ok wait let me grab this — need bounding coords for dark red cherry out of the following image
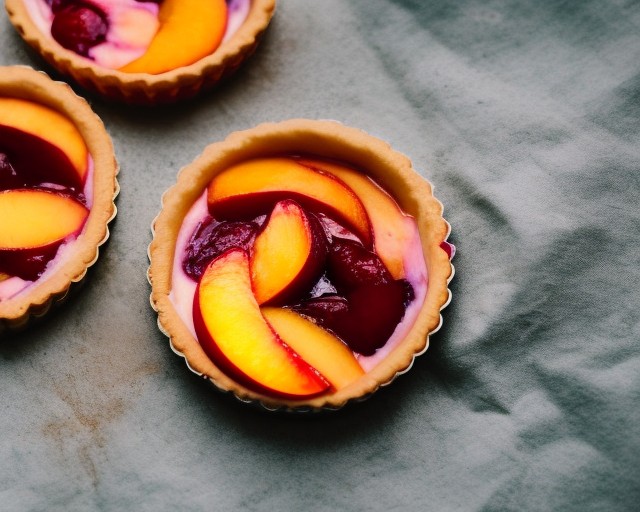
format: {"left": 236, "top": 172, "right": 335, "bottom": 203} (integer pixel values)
{"left": 51, "top": 4, "right": 108, "bottom": 57}
{"left": 327, "top": 237, "right": 392, "bottom": 293}
{"left": 293, "top": 280, "right": 413, "bottom": 356}
{"left": 183, "top": 218, "right": 259, "bottom": 281}
{"left": 337, "top": 281, "right": 410, "bottom": 355}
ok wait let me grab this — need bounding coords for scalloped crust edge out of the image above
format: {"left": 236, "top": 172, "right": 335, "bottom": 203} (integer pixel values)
{"left": 0, "top": 66, "right": 119, "bottom": 334}
{"left": 5, "top": 0, "right": 276, "bottom": 105}
{"left": 148, "top": 119, "right": 454, "bottom": 412}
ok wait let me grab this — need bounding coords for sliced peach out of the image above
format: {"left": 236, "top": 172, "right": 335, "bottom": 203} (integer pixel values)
{"left": 298, "top": 158, "right": 416, "bottom": 279}
{"left": 262, "top": 307, "right": 365, "bottom": 391}
{"left": 0, "top": 189, "right": 89, "bottom": 280}
{"left": 251, "top": 200, "right": 327, "bottom": 305}
{"left": 0, "top": 98, "right": 88, "bottom": 183}
{"left": 0, "top": 190, "right": 88, "bottom": 250}
{"left": 119, "top": 0, "right": 227, "bottom": 74}
{"left": 193, "top": 248, "right": 329, "bottom": 398}
{"left": 207, "top": 157, "right": 373, "bottom": 247}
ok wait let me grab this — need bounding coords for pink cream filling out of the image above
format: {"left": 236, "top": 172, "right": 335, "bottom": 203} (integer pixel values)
{"left": 169, "top": 192, "right": 429, "bottom": 373}
{"left": 26, "top": 0, "right": 251, "bottom": 69}
{"left": 0, "top": 156, "right": 94, "bottom": 302}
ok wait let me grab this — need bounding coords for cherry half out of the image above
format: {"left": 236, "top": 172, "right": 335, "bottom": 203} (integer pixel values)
{"left": 327, "top": 236, "right": 393, "bottom": 292}
{"left": 183, "top": 217, "right": 259, "bottom": 281}
{"left": 292, "top": 280, "right": 412, "bottom": 356}
{"left": 51, "top": 3, "right": 108, "bottom": 57}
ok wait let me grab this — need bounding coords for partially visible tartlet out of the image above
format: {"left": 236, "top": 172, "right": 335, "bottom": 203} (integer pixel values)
{"left": 5, "top": 0, "right": 276, "bottom": 104}
{"left": 0, "top": 66, "right": 118, "bottom": 332}
{"left": 149, "top": 120, "right": 454, "bottom": 411}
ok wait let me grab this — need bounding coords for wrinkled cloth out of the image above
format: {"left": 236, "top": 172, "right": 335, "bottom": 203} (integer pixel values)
{"left": 1, "top": 1, "right": 639, "bottom": 510}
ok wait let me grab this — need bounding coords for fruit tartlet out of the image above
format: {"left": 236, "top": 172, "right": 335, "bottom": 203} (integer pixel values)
{"left": 6, "top": 0, "right": 276, "bottom": 104}
{"left": 0, "top": 66, "right": 118, "bottom": 332}
{"left": 149, "top": 120, "right": 454, "bottom": 411}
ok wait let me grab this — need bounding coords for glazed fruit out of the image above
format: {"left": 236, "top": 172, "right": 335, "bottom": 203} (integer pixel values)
{"left": 183, "top": 218, "right": 258, "bottom": 281}
{"left": 0, "top": 189, "right": 88, "bottom": 280}
{"left": 0, "top": 125, "right": 83, "bottom": 191}
{"left": 207, "top": 157, "right": 373, "bottom": 247}
{"left": 174, "top": 154, "right": 426, "bottom": 399}
{"left": 119, "top": 0, "right": 228, "bottom": 74}
{"left": 327, "top": 237, "right": 393, "bottom": 292}
{"left": 292, "top": 281, "right": 412, "bottom": 356}
{"left": 298, "top": 158, "right": 416, "bottom": 279}
{"left": 0, "top": 97, "right": 88, "bottom": 182}
{"left": 50, "top": 3, "right": 108, "bottom": 57}
{"left": 261, "top": 307, "right": 365, "bottom": 390}
{"left": 41, "top": 0, "right": 162, "bottom": 68}
{"left": 250, "top": 200, "right": 327, "bottom": 306}
{"left": 30, "top": 0, "right": 236, "bottom": 73}
{"left": 193, "top": 248, "right": 330, "bottom": 399}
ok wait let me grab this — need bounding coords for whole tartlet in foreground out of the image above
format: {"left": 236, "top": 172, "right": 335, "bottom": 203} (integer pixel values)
{"left": 149, "top": 120, "right": 453, "bottom": 411}
{"left": 0, "top": 66, "right": 118, "bottom": 332}
{"left": 6, "top": 0, "right": 276, "bottom": 104}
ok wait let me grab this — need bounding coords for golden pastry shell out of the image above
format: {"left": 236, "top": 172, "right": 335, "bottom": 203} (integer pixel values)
{"left": 5, "top": 0, "right": 276, "bottom": 105}
{"left": 148, "top": 119, "right": 454, "bottom": 411}
{"left": 0, "top": 66, "right": 118, "bottom": 332}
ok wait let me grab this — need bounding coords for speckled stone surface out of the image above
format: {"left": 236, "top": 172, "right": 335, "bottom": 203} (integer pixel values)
{"left": 2, "top": 1, "right": 640, "bottom": 511}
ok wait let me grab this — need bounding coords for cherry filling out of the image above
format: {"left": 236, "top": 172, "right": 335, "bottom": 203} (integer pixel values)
{"left": 293, "top": 280, "right": 413, "bottom": 356}
{"left": 50, "top": 2, "right": 109, "bottom": 56}
{"left": 183, "top": 218, "right": 259, "bottom": 281}
{"left": 0, "top": 125, "right": 84, "bottom": 193}
{"left": 184, "top": 204, "right": 414, "bottom": 357}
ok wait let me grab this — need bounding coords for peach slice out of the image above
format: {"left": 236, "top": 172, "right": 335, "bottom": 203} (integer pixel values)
{"left": 207, "top": 157, "right": 373, "bottom": 247}
{"left": 0, "top": 189, "right": 89, "bottom": 280}
{"left": 262, "top": 307, "right": 365, "bottom": 391}
{"left": 0, "top": 98, "right": 88, "bottom": 182}
{"left": 0, "top": 190, "right": 89, "bottom": 249}
{"left": 193, "top": 248, "right": 330, "bottom": 398}
{"left": 251, "top": 200, "right": 327, "bottom": 305}
{"left": 119, "top": 0, "right": 228, "bottom": 74}
{"left": 298, "top": 158, "right": 416, "bottom": 279}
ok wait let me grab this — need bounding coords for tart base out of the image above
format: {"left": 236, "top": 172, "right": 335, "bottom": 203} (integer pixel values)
{"left": 0, "top": 66, "right": 119, "bottom": 333}
{"left": 5, "top": 0, "right": 276, "bottom": 105}
{"left": 148, "top": 119, "right": 454, "bottom": 412}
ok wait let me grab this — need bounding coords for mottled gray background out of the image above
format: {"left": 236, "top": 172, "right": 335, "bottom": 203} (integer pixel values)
{"left": 2, "top": 1, "right": 640, "bottom": 511}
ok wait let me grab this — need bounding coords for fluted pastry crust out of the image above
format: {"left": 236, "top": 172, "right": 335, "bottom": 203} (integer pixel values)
{"left": 5, "top": 0, "right": 277, "bottom": 104}
{"left": 149, "top": 119, "right": 453, "bottom": 411}
{"left": 0, "top": 66, "right": 118, "bottom": 332}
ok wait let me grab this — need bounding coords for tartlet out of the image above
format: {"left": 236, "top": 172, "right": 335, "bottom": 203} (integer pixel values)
{"left": 5, "top": 0, "right": 277, "bottom": 104}
{"left": 149, "top": 120, "right": 454, "bottom": 411}
{"left": 0, "top": 66, "right": 118, "bottom": 332}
